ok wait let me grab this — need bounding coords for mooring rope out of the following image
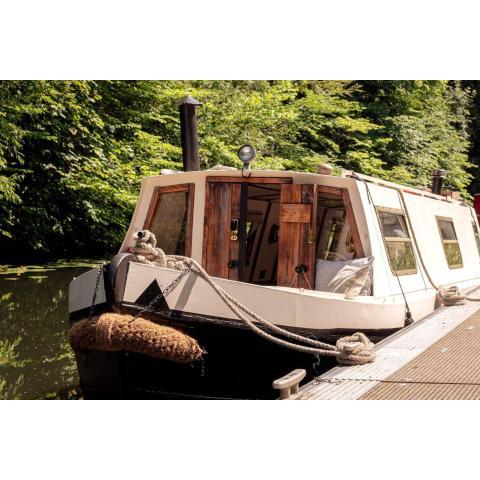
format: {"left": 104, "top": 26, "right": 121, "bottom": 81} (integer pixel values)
{"left": 130, "top": 235, "right": 375, "bottom": 365}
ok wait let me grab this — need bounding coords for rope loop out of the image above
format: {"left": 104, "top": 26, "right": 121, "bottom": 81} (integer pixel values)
{"left": 336, "top": 332, "right": 375, "bottom": 365}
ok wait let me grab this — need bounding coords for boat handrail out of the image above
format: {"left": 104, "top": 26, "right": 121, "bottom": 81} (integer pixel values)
{"left": 345, "top": 170, "right": 464, "bottom": 204}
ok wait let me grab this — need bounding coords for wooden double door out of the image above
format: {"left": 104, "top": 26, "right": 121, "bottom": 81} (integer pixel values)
{"left": 202, "top": 177, "right": 318, "bottom": 289}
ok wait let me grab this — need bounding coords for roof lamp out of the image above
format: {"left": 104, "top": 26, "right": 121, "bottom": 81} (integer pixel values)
{"left": 237, "top": 144, "right": 257, "bottom": 168}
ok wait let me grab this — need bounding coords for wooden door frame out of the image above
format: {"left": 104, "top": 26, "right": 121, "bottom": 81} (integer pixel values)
{"left": 203, "top": 176, "right": 292, "bottom": 280}
{"left": 143, "top": 183, "right": 195, "bottom": 257}
{"left": 201, "top": 178, "right": 364, "bottom": 286}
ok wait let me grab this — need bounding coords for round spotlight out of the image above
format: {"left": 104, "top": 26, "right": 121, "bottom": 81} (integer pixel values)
{"left": 237, "top": 144, "right": 257, "bottom": 167}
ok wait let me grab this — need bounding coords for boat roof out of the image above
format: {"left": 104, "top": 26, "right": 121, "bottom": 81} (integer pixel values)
{"left": 141, "top": 168, "right": 464, "bottom": 205}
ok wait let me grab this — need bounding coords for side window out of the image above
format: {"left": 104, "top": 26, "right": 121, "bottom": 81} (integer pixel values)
{"left": 144, "top": 184, "right": 194, "bottom": 256}
{"left": 436, "top": 216, "right": 463, "bottom": 269}
{"left": 377, "top": 208, "right": 417, "bottom": 275}
{"left": 317, "top": 197, "right": 357, "bottom": 261}
{"left": 472, "top": 221, "right": 480, "bottom": 257}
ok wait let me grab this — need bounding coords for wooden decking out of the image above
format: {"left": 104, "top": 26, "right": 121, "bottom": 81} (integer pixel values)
{"left": 296, "top": 288, "right": 480, "bottom": 400}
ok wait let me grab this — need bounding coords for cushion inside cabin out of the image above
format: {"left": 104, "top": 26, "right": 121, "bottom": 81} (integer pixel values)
{"left": 315, "top": 257, "right": 374, "bottom": 296}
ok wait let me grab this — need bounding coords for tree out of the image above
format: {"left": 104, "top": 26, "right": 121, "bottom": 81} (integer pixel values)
{"left": 0, "top": 80, "right": 476, "bottom": 260}
{"left": 356, "top": 80, "right": 473, "bottom": 192}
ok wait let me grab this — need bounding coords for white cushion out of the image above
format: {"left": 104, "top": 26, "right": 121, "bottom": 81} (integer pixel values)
{"left": 315, "top": 257, "right": 374, "bottom": 296}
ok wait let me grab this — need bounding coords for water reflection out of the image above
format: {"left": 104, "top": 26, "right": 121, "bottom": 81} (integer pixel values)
{"left": 0, "top": 261, "right": 103, "bottom": 399}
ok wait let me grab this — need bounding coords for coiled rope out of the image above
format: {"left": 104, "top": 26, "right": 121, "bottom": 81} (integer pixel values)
{"left": 438, "top": 286, "right": 480, "bottom": 306}
{"left": 130, "top": 234, "right": 375, "bottom": 365}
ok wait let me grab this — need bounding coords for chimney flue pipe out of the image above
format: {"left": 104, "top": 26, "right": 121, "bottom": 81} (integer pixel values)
{"left": 431, "top": 168, "right": 446, "bottom": 195}
{"left": 177, "top": 95, "right": 202, "bottom": 171}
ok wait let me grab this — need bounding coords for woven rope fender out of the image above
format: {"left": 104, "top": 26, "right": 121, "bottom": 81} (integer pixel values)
{"left": 69, "top": 313, "right": 203, "bottom": 363}
{"left": 335, "top": 332, "right": 375, "bottom": 365}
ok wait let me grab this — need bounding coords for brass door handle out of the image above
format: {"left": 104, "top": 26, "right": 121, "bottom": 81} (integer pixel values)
{"left": 230, "top": 218, "right": 239, "bottom": 241}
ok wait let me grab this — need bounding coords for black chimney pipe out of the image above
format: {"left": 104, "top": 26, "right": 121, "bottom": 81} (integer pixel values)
{"left": 431, "top": 168, "right": 446, "bottom": 195}
{"left": 177, "top": 95, "right": 202, "bottom": 171}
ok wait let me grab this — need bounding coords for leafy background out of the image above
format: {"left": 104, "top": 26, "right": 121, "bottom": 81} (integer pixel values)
{"left": 1, "top": 80, "right": 479, "bottom": 261}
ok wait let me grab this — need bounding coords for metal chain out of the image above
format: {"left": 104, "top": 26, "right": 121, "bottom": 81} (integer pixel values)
{"left": 133, "top": 267, "right": 191, "bottom": 320}
{"left": 88, "top": 262, "right": 105, "bottom": 321}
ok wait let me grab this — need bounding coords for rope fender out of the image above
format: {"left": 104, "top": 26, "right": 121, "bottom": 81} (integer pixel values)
{"left": 130, "top": 231, "right": 376, "bottom": 366}
{"left": 69, "top": 313, "right": 204, "bottom": 363}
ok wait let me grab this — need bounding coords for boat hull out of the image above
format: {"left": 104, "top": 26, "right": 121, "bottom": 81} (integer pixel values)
{"left": 72, "top": 304, "right": 397, "bottom": 399}
{"left": 68, "top": 255, "right": 402, "bottom": 399}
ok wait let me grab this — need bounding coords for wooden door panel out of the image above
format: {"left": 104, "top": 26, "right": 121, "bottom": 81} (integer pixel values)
{"left": 277, "top": 184, "right": 317, "bottom": 288}
{"left": 203, "top": 182, "right": 241, "bottom": 280}
{"left": 279, "top": 203, "right": 311, "bottom": 223}
{"left": 228, "top": 184, "right": 241, "bottom": 280}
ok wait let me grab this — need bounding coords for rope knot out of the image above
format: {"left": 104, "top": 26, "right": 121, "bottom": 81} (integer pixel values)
{"left": 336, "top": 332, "right": 375, "bottom": 365}
{"left": 439, "top": 286, "right": 466, "bottom": 306}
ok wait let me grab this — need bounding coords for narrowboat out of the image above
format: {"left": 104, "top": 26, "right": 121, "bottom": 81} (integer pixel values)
{"left": 68, "top": 97, "right": 480, "bottom": 399}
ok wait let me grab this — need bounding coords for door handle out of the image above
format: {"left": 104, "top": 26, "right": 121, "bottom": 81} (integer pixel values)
{"left": 230, "top": 218, "right": 239, "bottom": 241}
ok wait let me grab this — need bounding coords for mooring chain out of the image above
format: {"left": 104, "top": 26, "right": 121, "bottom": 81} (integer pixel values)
{"left": 132, "top": 266, "right": 191, "bottom": 320}
{"left": 88, "top": 262, "right": 105, "bottom": 322}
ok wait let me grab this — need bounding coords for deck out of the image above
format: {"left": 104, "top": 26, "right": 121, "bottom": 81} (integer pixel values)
{"left": 295, "top": 288, "right": 480, "bottom": 400}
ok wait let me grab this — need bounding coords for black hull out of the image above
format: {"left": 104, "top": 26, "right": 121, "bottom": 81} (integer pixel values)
{"left": 71, "top": 303, "right": 398, "bottom": 400}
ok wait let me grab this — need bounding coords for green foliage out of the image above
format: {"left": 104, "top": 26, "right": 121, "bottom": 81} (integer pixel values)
{"left": 356, "top": 81, "right": 474, "bottom": 191}
{"left": 0, "top": 337, "right": 25, "bottom": 367}
{"left": 0, "top": 80, "right": 477, "bottom": 259}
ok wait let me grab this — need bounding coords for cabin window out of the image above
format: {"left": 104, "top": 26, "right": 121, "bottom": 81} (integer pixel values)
{"left": 472, "top": 221, "right": 480, "bottom": 257}
{"left": 377, "top": 208, "right": 417, "bottom": 275}
{"left": 144, "top": 183, "right": 194, "bottom": 256}
{"left": 316, "top": 190, "right": 361, "bottom": 261}
{"left": 436, "top": 216, "right": 463, "bottom": 269}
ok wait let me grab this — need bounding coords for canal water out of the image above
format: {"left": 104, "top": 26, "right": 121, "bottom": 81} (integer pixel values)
{"left": 0, "top": 261, "right": 103, "bottom": 399}
{"left": 1, "top": 260, "right": 335, "bottom": 400}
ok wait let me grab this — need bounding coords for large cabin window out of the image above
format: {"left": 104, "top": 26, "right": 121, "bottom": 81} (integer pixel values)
{"left": 316, "top": 187, "right": 364, "bottom": 261}
{"left": 317, "top": 196, "right": 356, "bottom": 261}
{"left": 377, "top": 207, "right": 417, "bottom": 275}
{"left": 314, "top": 187, "right": 371, "bottom": 295}
{"left": 144, "top": 183, "right": 194, "bottom": 256}
{"left": 436, "top": 216, "right": 463, "bottom": 269}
